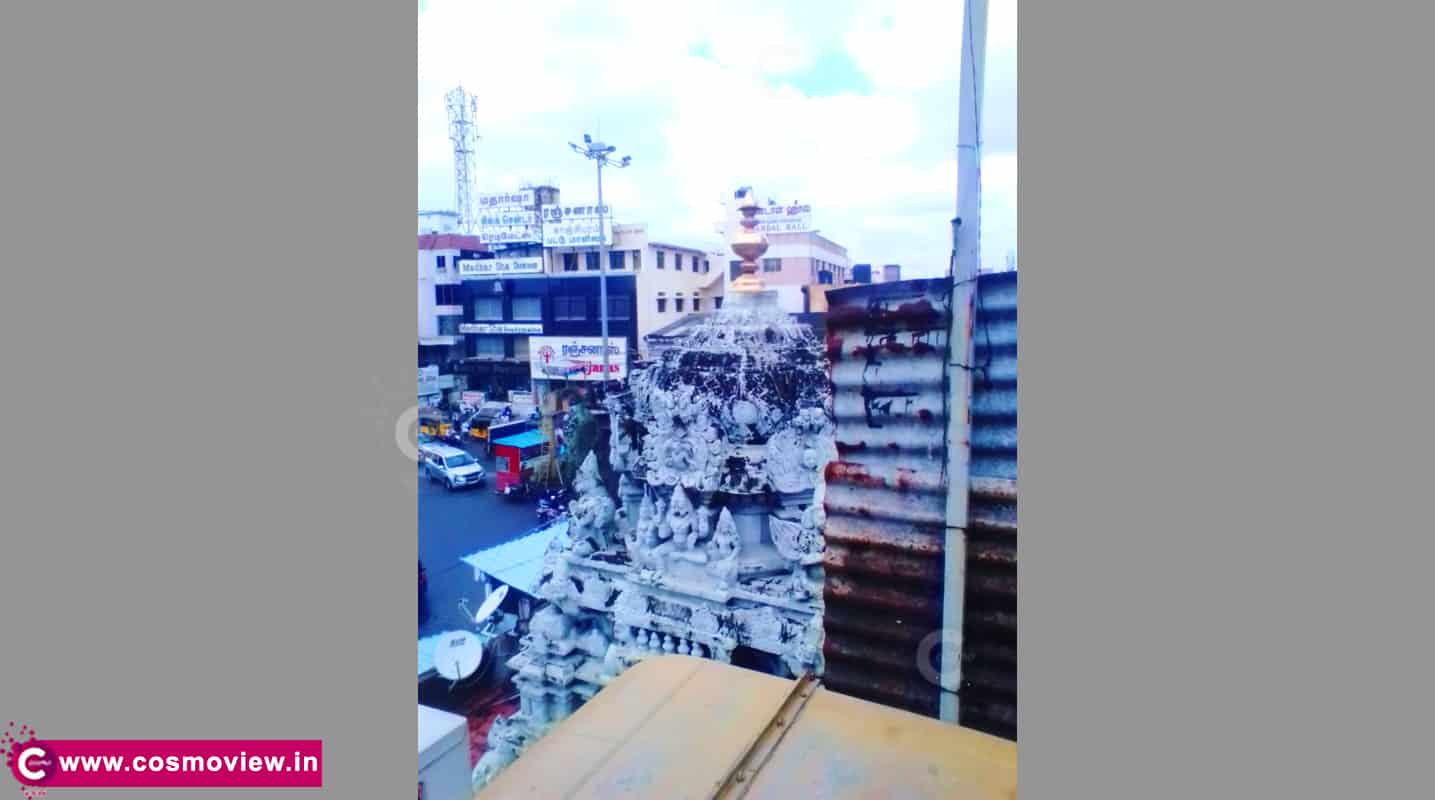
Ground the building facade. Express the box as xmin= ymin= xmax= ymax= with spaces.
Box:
xmin=455 ymin=270 xmax=639 ymax=400
xmin=420 ymin=203 xmax=721 ymax=403
xmin=418 ymin=232 xmax=487 ymax=405
xmin=418 ymin=210 xmax=461 ymax=235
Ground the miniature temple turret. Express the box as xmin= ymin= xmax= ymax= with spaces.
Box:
xmin=475 ymin=187 xmax=835 ymax=790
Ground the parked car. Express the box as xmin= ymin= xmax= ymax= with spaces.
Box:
xmin=421 ymin=444 xmax=485 ymax=490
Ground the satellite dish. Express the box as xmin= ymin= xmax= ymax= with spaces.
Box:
xmin=433 ymin=630 xmax=483 ymax=681
xmin=474 ymin=584 xmax=510 ymax=626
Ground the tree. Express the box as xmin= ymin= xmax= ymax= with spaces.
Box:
xmin=558 ymin=402 xmax=598 ymax=487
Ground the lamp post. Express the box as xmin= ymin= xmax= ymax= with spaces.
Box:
xmin=569 ymin=135 xmax=631 ymax=388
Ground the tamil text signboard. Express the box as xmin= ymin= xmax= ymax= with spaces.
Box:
xmin=457 ymin=257 xmax=544 ymax=278
xmin=529 ymin=336 xmax=627 ymax=381
xmin=476 ymin=190 xmax=542 ymax=244
xmin=753 ymin=203 xmax=814 ymax=234
xmin=478 ymin=190 xmax=535 ymax=210
xmin=541 ymin=203 xmax=612 ymax=247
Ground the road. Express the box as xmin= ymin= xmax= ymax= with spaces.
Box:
xmin=418 ymin=439 xmax=547 ymax=639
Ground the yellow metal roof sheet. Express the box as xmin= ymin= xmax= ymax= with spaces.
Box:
xmin=477 ymin=655 xmax=1016 ymax=800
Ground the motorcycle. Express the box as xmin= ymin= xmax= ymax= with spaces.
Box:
xmin=499 ymin=481 xmax=531 ymax=502
xmin=536 ymin=488 xmax=570 ymax=523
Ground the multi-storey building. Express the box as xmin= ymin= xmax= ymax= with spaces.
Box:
xmin=418 ymin=232 xmax=487 ymax=405
xmin=418 ymin=208 xmax=720 ymax=405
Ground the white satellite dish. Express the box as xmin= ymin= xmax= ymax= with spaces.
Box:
xmin=474 ymin=584 xmax=510 ymax=626
xmin=433 ymin=630 xmax=483 ymax=682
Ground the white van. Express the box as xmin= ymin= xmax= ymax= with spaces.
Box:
xmin=421 ymin=444 xmax=485 ymax=490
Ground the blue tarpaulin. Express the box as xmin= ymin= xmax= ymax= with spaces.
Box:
xmin=492 ymin=430 xmax=548 ymax=449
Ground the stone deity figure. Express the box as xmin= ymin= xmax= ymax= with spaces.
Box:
xmin=472 ymin=717 xmax=521 ymax=789
xmin=615 ymin=473 xmax=644 ymax=541
xmin=567 ymin=452 xmax=615 ymax=555
xmin=628 ymin=491 xmax=662 ymax=570
xmin=706 ymin=507 xmax=741 ymax=587
xmin=609 ymin=420 xmax=637 ymax=475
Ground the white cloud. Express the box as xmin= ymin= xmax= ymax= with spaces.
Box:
xmin=418 ymin=0 xmax=1017 ymax=275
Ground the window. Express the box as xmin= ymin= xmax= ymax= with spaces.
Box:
xmin=675 ymin=253 xmax=683 ymax=271
xmin=585 ymin=252 xmax=600 ymax=271
xmin=715 ymin=296 xmax=724 ymax=309
xmin=609 ymin=251 xmax=625 ymax=270
xmin=675 ymin=297 xmax=685 ymax=313
xmin=656 ymin=293 xmax=667 ymax=313
xmin=438 ymin=316 xmax=459 ymax=336
xmin=563 ymin=253 xmax=578 ymax=272
xmin=693 ymin=298 xmax=702 ymax=312
xmin=632 ymin=250 xmax=642 ymax=269
xmin=473 ymin=297 xmax=502 ymax=320
xmin=554 ymin=295 xmax=586 ymax=320
xmin=437 ymin=255 xmax=447 ymax=269
xmin=471 ymin=336 xmax=504 ymax=358
xmin=762 ymin=258 xmax=781 ymax=273
xmin=657 ymin=251 xmax=665 ymax=269
xmin=607 ymin=295 xmax=630 ymax=320
xmin=818 ymin=270 xmax=833 ymax=285
xmin=512 ymin=296 xmax=542 ymax=320
xmin=703 ymin=259 xmax=710 ymax=273
xmin=729 ymin=260 xmax=742 ymax=280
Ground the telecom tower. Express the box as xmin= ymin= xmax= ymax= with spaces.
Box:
xmin=445 ymin=86 xmax=478 ymax=234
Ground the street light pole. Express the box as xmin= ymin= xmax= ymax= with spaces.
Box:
xmin=596 ymin=157 xmax=609 ymax=385
xmin=570 ymin=136 xmax=631 ymax=389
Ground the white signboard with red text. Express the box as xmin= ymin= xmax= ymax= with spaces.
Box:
xmin=528 ymin=336 xmax=627 ymax=382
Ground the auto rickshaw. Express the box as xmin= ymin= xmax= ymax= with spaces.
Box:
xmin=466 ymin=409 xmax=496 ymax=442
xmin=417 ymin=409 xmax=451 ymax=438
xmin=491 ymin=430 xmax=552 ymax=500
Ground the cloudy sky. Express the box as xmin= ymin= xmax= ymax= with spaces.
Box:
xmin=418 ymin=0 xmax=1016 ymax=277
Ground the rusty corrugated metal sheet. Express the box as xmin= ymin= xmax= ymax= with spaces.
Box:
xmin=821 ymin=271 xmax=1017 ymax=740
xmin=822 ymin=278 xmax=952 ymax=719
xmin=961 ymin=270 xmax=1017 ymax=740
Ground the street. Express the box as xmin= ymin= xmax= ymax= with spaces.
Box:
xmin=418 ymin=439 xmax=546 ymax=639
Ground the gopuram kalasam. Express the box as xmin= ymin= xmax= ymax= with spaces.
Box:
xmin=474 ymin=188 xmax=837 ymax=789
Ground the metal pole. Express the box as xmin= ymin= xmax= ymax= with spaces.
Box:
xmin=940 ymin=0 xmax=987 ymax=725
xmin=596 ymin=158 xmax=610 ymax=387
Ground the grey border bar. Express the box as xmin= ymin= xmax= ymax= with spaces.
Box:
xmin=1 ymin=2 xmax=415 ymax=797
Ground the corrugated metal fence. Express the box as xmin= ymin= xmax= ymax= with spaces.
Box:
xmin=821 ymin=271 xmax=1017 ymax=740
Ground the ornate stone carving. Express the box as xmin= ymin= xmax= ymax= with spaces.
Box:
xmin=471 ymin=716 xmax=522 ymax=789
xmin=476 ymin=201 xmax=837 ymax=791
xmin=706 ymin=507 xmax=741 ymax=588
xmin=615 ymin=473 xmax=644 ymax=541
xmin=567 ymin=452 xmax=616 ymax=555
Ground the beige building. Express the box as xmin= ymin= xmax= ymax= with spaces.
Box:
xmin=714 ymin=196 xmax=851 ymax=313
xmin=532 ymin=222 xmax=724 ymax=358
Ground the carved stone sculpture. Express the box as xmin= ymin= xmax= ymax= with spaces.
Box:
xmin=477 ymin=186 xmax=836 ymax=793
xmin=568 ymin=452 xmax=615 ymax=555
xmin=706 ymin=507 xmax=741 ymax=587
